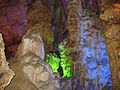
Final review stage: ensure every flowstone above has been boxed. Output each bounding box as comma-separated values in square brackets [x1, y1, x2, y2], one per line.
[6, 30, 60, 90]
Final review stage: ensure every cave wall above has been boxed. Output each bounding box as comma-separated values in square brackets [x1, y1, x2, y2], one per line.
[0, 0, 119, 89]
[54, 0, 120, 89]
[0, 0, 29, 59]
[63, 0, 112, 89]
[4, 1, 60, 90]
[100, 1, 120, 89]
[27, 0, 54, 54]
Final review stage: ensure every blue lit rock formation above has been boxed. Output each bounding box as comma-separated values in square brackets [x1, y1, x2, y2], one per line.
[60, 1, 112, 89]
[76, 11, 112, 89]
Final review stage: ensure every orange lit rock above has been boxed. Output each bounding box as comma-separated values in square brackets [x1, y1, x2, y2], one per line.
[113, 3, 120, 12]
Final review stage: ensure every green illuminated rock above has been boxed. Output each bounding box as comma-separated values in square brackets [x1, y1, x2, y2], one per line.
[46, 53, 60, 72]
[46, 45, 74, 77]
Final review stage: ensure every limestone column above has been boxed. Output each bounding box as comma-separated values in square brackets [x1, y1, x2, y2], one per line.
[100, 2, 120, 89]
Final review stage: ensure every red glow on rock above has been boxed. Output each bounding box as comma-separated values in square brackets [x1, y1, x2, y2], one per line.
[0, 0, 28, 59]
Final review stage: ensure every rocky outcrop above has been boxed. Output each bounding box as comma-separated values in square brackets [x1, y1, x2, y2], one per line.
[6, 30, 59, 90]
[0, 34, 14, 90]
[100, 3, 120, 89]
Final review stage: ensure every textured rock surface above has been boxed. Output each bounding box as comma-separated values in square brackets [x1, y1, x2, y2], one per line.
[74, 11, 112, 89]
[6, 30, 59, 90]
[60, 0, 112, 89]
[0, 0, 119, 89]
[17, 30, 45, 60]
[100, 5, 120, 22]
[100, 3, 120, 89]
[0, 34, 14, 90]
[27, 0, 54, 53]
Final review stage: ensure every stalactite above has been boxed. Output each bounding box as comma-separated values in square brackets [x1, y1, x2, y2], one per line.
[68, 0, 82, 44]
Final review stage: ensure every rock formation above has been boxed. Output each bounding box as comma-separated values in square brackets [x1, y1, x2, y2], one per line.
[6, 30, 60, 90]
[100, 3, 120, 89]
[0, 0, 119, 89]
[60, 0, 111, 89]
[0, 34, 14, 90]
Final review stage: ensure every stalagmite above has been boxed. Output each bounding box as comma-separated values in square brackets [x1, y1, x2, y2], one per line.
[6, 30, 60, 90]
[0, 34, 14, 90]
[6, 0, 60, 90]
